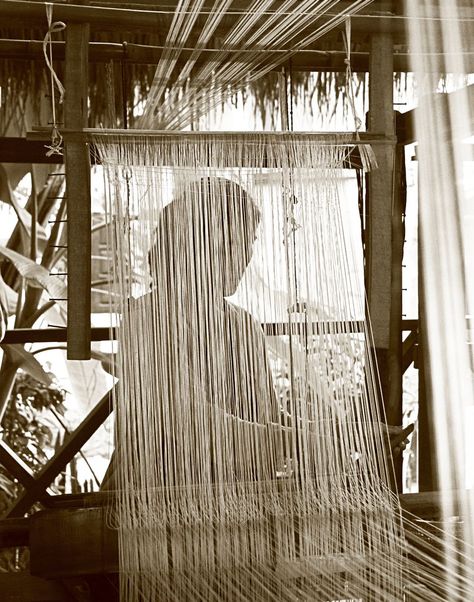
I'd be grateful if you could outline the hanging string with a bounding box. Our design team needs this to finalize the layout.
[96,131,412,602]
[97,131,474,601]
[287,58,294,133]
[94,124,474,601]
[139,0,377,129]
[407,1,474,595]
[342,17,377,172]
[280,62,299,306]
[121,43,129,130]
[43,3,66,157]
[91,1,474,599]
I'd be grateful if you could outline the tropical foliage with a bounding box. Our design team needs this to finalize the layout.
[0,372,66,572]
[2,371,66,471]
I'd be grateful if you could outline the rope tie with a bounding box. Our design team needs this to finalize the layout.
[342,17,377,171]
[43,3,66,157]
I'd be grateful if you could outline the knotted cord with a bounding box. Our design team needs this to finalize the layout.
[43,3,66,156]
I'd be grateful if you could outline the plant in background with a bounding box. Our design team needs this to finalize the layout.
[0,371,66,572]
[0,371,67,506]
[1,371,66,471]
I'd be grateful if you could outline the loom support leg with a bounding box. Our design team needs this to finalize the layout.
[418,221,439,492]
[65,22,91,360]
[366,31,403,488]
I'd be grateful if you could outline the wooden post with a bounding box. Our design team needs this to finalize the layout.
[64,23,91,359]
[366,32,404,488]
[418,228,439,492]
[366,32,395,403]
[389,140,406,487]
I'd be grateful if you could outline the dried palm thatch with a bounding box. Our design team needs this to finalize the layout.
[0,20,372,134]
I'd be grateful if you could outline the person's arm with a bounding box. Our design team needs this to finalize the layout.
[384,423,415,457]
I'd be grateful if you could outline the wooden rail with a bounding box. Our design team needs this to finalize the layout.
[1,490,470,549]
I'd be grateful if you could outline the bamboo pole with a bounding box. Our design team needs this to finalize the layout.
[1,39,472,72]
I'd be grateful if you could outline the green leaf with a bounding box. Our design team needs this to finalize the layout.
[0,345,53,386]
[0,245,67,300]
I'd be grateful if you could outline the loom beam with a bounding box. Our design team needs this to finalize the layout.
[1,320,426,345]
[0,135,366,167]
[33,128,394,143]
[2,39,474,73]
[0,491,465,602]
[1,490,469,548]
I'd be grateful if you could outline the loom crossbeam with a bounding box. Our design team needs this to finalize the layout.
[3,39,474,72]
[29,127,396,145]
[0,495,463,602]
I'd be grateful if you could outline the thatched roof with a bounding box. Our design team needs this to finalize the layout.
[0,1,376,133]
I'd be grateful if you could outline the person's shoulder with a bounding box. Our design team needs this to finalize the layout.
[126,292,154,314]
[225,302,262,332]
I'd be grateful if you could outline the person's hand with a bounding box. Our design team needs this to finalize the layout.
[383,423,415,457]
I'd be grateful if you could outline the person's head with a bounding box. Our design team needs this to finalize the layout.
[149,177,259,297]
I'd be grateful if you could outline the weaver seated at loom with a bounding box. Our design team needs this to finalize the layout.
[95,135,412,598]
[136,176,280,484]
[90,54,466,594]
[103,177,278,490]
[102,177,410,491]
